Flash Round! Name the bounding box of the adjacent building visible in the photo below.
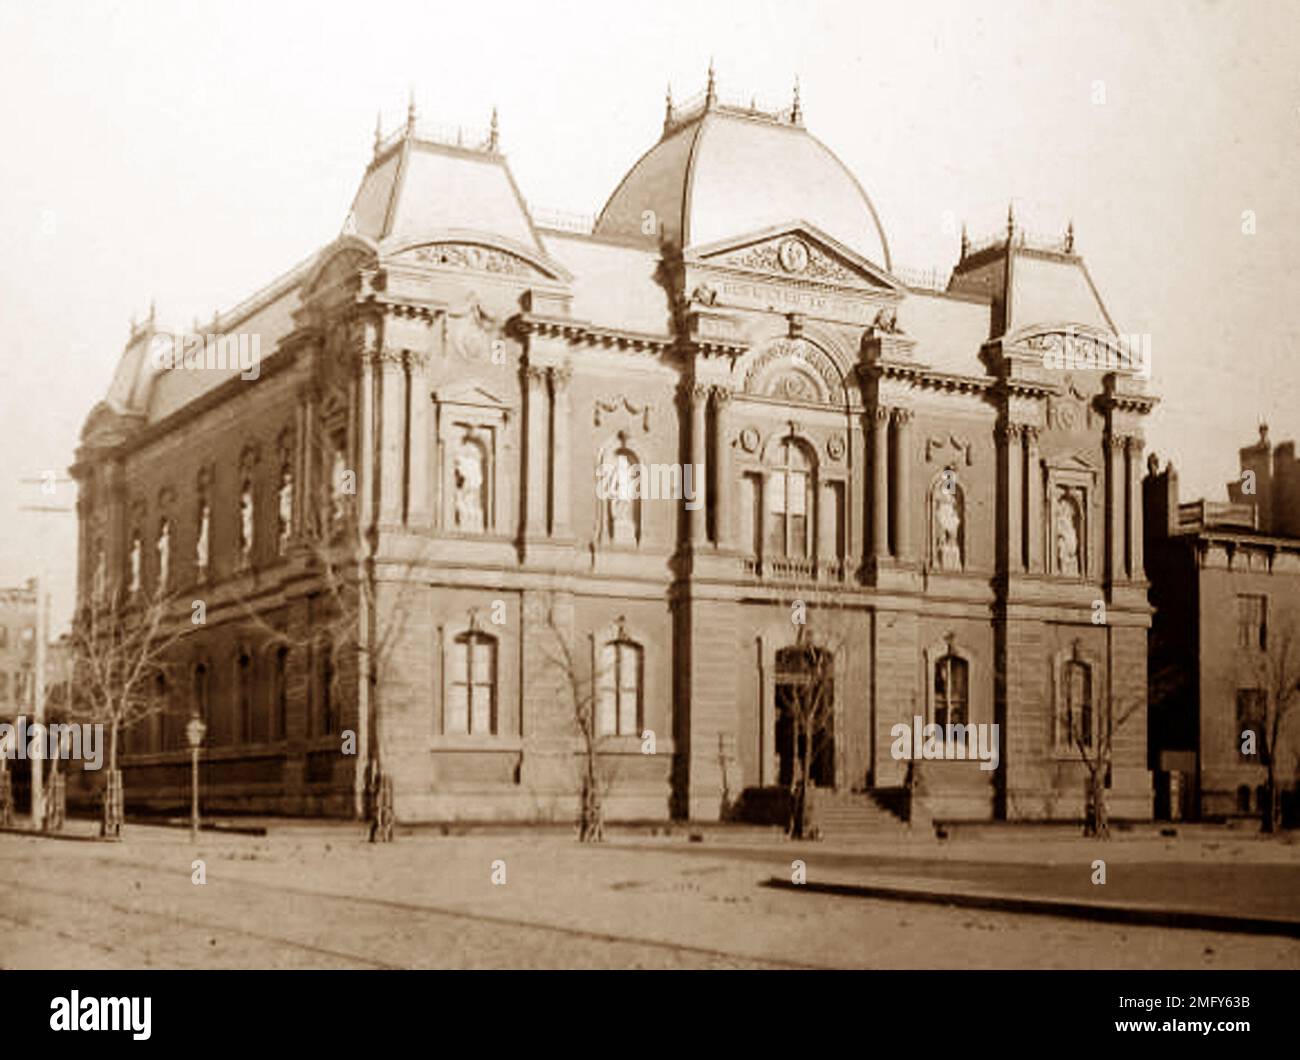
[1145,426,1300,820]
[72,75,1157,824]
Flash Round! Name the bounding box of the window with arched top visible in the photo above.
[448,631,497,735]
[236,651,253,745]
[272,646,289,742]
[192,662,210,732]
[1057,658,1093,752]
[597,640,643,736]
[933,652,969,728]
[766,438,813,558]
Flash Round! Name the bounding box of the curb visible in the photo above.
[764,877,1300,939]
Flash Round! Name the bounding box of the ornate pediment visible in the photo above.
[692,225,902,293]
[394,241,548,280]
[432,381,510,411]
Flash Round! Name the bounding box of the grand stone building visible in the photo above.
[72,75,1157,824]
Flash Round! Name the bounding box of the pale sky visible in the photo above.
[2,0,1298,631]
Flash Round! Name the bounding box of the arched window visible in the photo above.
[318,643,335,735]
[272,646,289,741]
[448,632,496,734]
[152,672,167,752]
[193,662,210,730]
[1057,658,1093,751]
[236,651,253,744]
[606,448,641,546]
[598,640,643,736]
[767,438,812,558]
[933,652,969,728]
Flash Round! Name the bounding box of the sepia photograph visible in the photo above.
[0,0,1297,1043]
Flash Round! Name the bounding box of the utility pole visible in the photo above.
[19,473,74,831]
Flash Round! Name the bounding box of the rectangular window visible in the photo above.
[448,634,496,735]
[1237,595,1266,651]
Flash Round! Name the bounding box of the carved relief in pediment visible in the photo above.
[714,235,865,286]
[743,338,846,404]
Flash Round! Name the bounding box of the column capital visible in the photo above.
[548,363,573,390]
[872,406,893,425]
[997,422,1024,442]
[890,407,915,426]
[709,384,734,407]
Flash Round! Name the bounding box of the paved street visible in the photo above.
[2,825,1299,969]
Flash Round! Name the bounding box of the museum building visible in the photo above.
[71,73,1157,824]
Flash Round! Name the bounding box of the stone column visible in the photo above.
[295,390,312,538]
[1024,427,1042,573]
[1126,435,1144,580]
[357,325,379,535]
[407,352,432,528]
[548,365,572,538]
[378,351,405,526]
[1104,433,1125,585]
[690,383,709,547]
[712,386,733,547]
[891,408,914,562]
[522,364,549,538]
[871,407,891,561]
[1001,424,1023,573]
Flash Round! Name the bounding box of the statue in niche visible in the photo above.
[1055,488,1081,577]
[157,519,171,591]
[933,479,963,570]
[94,545,107,601]
[129,535,142,594]
[278,468,293,552]
[239,484,254,559]
[609,453,637,544]
[196,503,210,578]
[330,449,349,529]
[453,441,485,532]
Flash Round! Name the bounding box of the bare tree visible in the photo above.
[1249,616,1300,834]
[230,417,428,842]
[775,591,851,841]
[67,584,191,837]
[1065,681,1141,840]
[538,599,625,842]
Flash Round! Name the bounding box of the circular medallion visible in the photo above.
[739,427,760,453]
[778,238,809,273]
[826,434,846,461]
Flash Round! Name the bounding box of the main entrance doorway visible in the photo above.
[774,646,834,789]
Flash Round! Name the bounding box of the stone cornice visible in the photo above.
[512,313,676,354]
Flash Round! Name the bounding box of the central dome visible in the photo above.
[594,104,891,269]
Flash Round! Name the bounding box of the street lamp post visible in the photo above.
[185,714,206,842]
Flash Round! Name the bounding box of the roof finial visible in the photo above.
[706,58,717,108]
[488,106,499,152]
[373,111,382,155]
[960,222,969,260]
[790,75,802,124]
[1064,218,1075,253]
[1260,421,1270,446]
[1006,200,1016,240]
[148,298,156,325]
[406,88,417,134]
[664,82,674,131]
